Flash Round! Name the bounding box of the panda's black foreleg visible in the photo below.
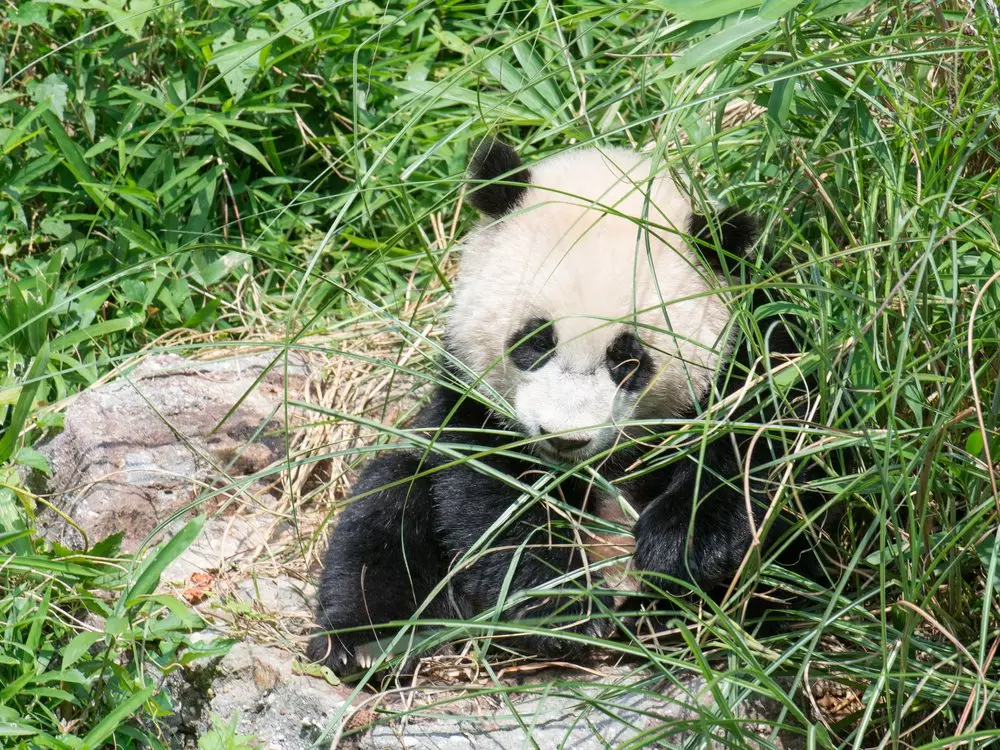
[307,450,449,676]
[452,531,619,658]
[632,457,771,597]
[435,466,619,658]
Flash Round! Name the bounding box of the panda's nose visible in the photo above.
[539,429,592,454]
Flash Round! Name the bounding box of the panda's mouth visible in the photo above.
[535,429,601,462]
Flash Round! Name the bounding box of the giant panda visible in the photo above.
[308,140,817,677]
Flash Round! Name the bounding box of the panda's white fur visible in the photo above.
[448,147,732,459]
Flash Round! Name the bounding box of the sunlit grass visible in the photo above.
[1,0,998,747]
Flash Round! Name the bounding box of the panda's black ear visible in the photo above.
[468,138,531,218]
[688,206,758,275]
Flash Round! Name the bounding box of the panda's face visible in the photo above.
[504,318,654,460]
[448,144,735,461]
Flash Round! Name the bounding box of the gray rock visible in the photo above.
[171,648,799,750]
[235,574,315,615]
[35,351,313,551]
[188,643,352,750]
[160,516,275,586]
[356,670,800,750]
[359,690,660,750]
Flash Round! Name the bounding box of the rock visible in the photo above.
[160,516,274,586]
[234,574,315,615]
[166,647,799,750]
[359,691,657,750]
[154,512,316,629]
[198,643,352,750]
[34,351,314,551]
[165,650,798,750]
[355,669,800,750]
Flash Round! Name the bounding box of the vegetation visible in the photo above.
[1,0,999,747]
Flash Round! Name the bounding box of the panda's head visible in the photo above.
[447,140,756,462]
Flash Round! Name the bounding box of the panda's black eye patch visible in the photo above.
[508,318,556,371]
[607,331,652,391]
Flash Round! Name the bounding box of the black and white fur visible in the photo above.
[308,141,808,676]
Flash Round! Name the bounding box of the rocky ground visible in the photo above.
[31,346,845,749]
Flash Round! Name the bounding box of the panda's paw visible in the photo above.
[306,632,361,677]
[633,524,743,596]
[306,631,417,681]
[632,524,701,594]
[579,593,623,639]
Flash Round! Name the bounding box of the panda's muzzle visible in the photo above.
[538,428,592,456]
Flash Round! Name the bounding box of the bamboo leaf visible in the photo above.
[664,15,776,78]
[121,516,205,609]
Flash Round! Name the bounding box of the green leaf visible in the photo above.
[0,342,49,463]
[291,658,341,685]
[394,80,540,122]
[0,493,31,556]
[119,279,148,305]
[50,312,145,353]
[89,531,125,558]
[32,668,88,686]
[965,431,984,456]
[175,638,237,666]
[278,3,314,43]
[655,0,764,21]
[665,15,776,78]
[0,555,101,578]
[62,631,105,669]
[210,28,271,101]
[35,409,64,431]
[22,687,76,702]
[0,723,38,738]
[431,26,473,55]
[479,53,555,119]
[100,0,156,39]
[767,77,795,128]
[226,134,274,173]
[105,616,128,637]
[198,714,259,750]
[122,516,206,609]
[2,101,50,155]
[758,0,801,19]
[41,111,114,211]
[512,41,561,110]
[813,0,872,18]
[348,0,382,18]
[10,2,49,27]
[29,75,69,121]
[0,673,33,704]
[769,351,818,391]
[39,216,72,239]
[977,535,1000,592]
[80,684,156,750]
[0,529,31,550]
[14,446,51,475]
[26,584,50,654]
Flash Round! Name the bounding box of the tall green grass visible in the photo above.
[2,0,999,747]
